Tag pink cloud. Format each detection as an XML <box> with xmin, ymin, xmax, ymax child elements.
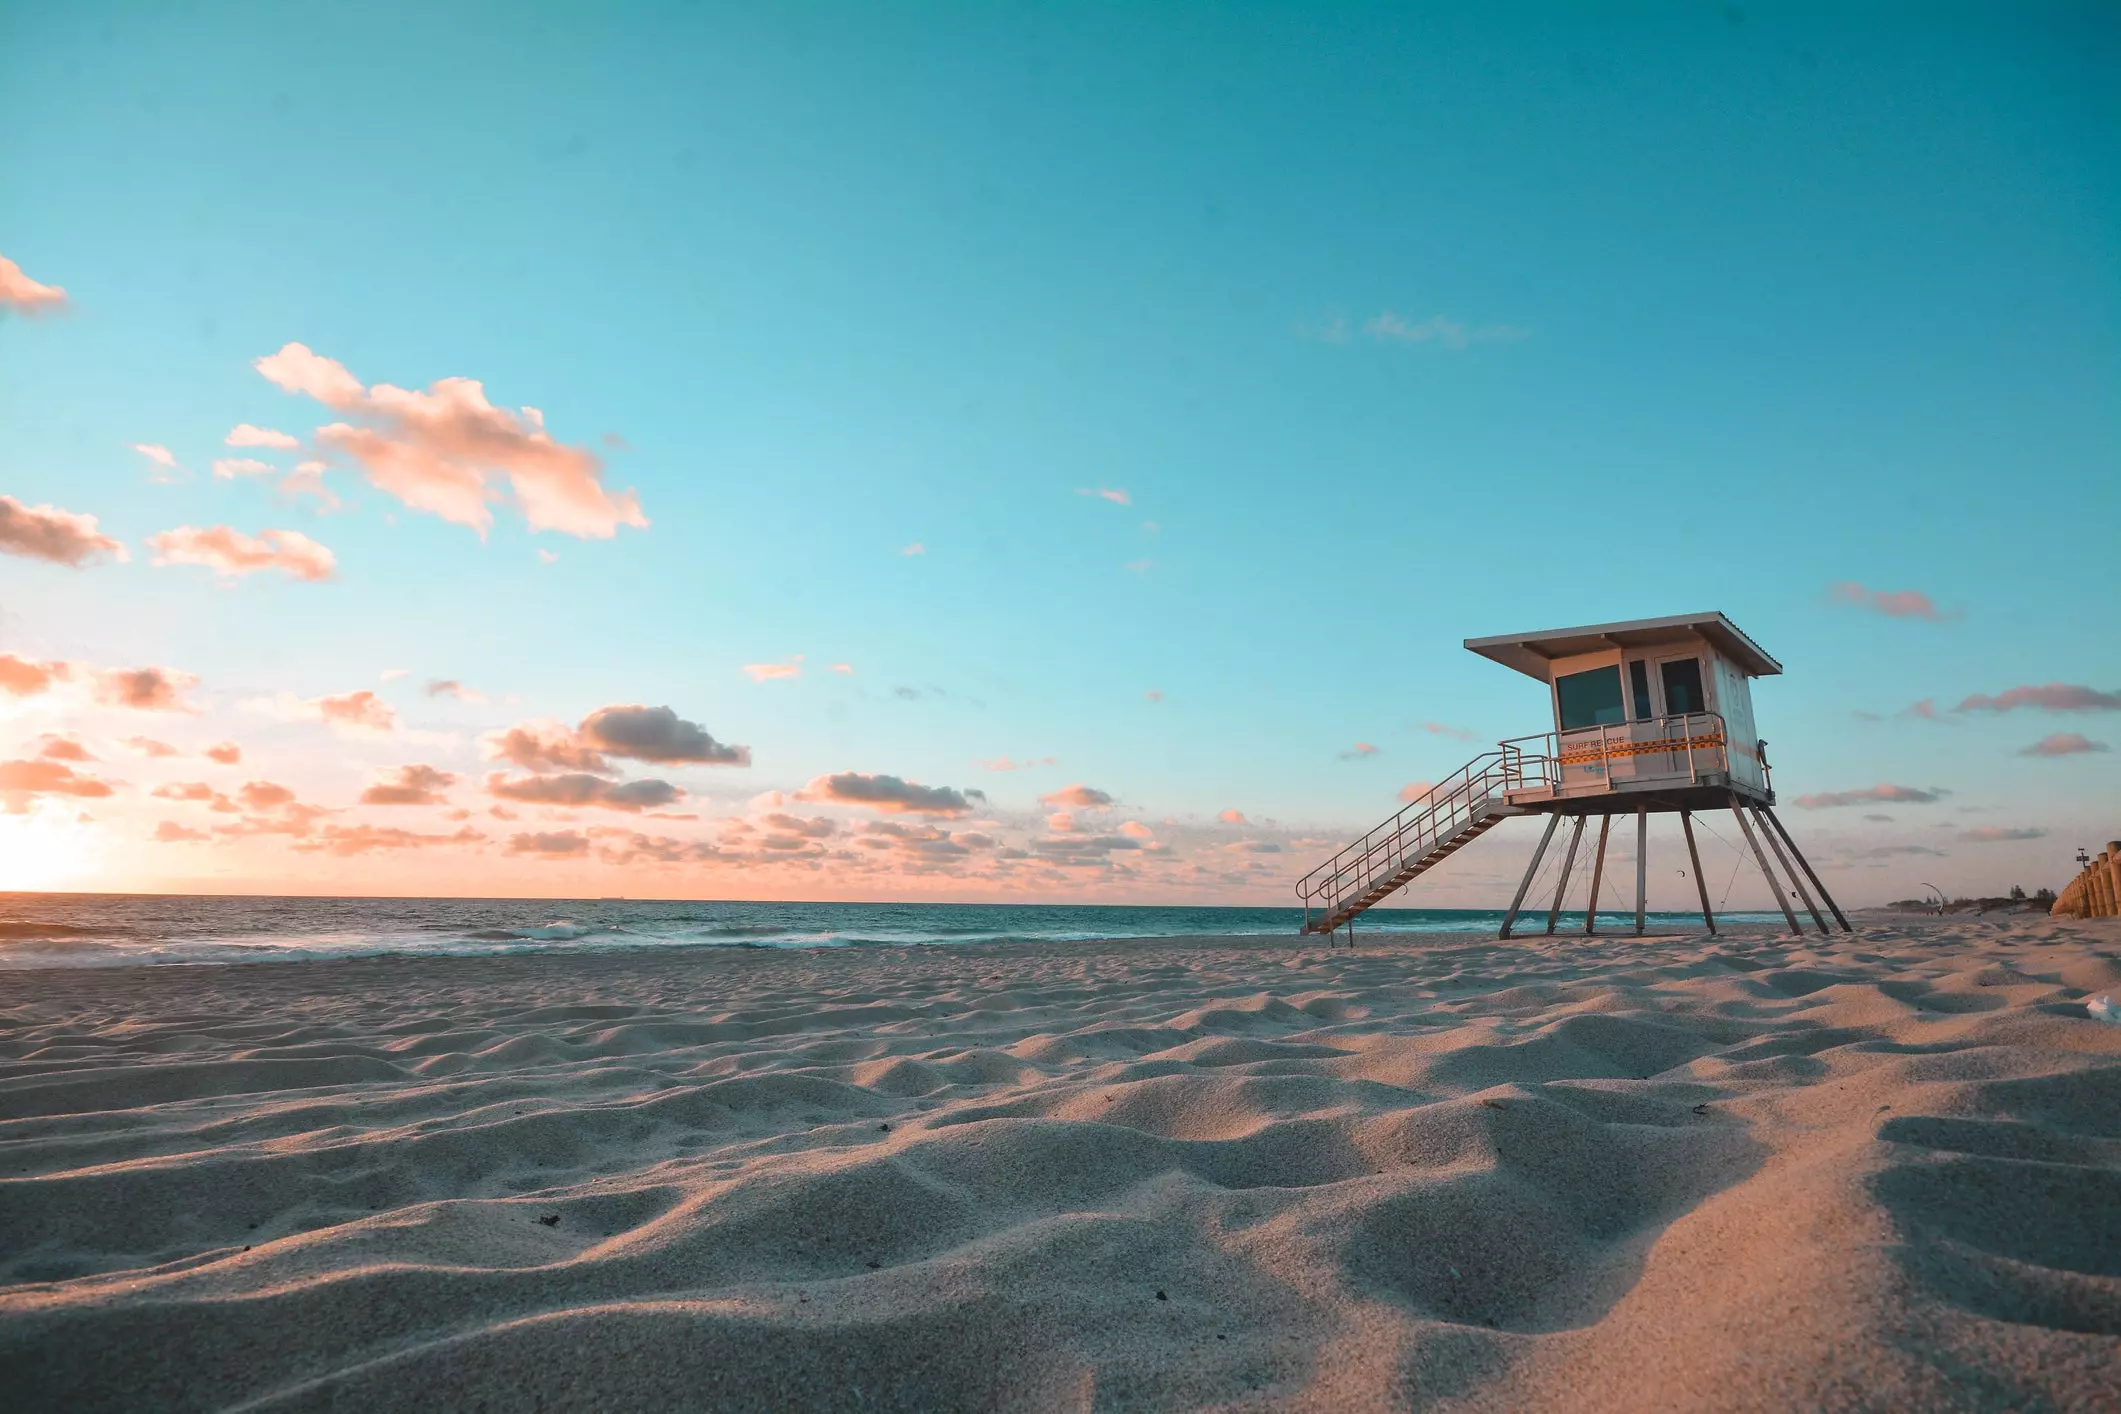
<box><xmin>1076</xmin><ymin>488</ymin><xmax>1131</xmax><ymax>505</ymax></box>
<box><xmin>901</xmin><ymin>543</ymin><xmax>925</xmax><ymax>556</ymax></box>
<box><xmin>1218</xmin><ymin>808</ymin><xmax>1247</xmax><ymax>824</ymax></box>
<box><xmin>360</xmin><ymin>763</ymin><xmax>457</xmax><ymax>806</ymax></box>
<box><xmin>153</xmin><ymin>820</ymin><xmax>210</xmax><ymax>843</ymax></box>
<box><xmin>2019</xmin><ymin>732</ymin><xmax>2108</xmax><ymax>757</ymax></box>
<box><xmin>743</xmin><ymin>657</ymin><xmax>804</xmax><ymax>682</ymax></box>
<box><xmin>1398</xmin><ymin>780</ymin><xmax>1436</xmax><ymax>803</ymax></box>
<box><xmin>426</xmin><ymin>678</ymin><xmax>487</xmax><ymax>705</ymax></box>
<box><xmin>204</xmin><ymin>742</ymin><xmax>242</xmax><ymax>764</ymax></box>
<box><xmin>130</xmin><ymin>444</ymin><xmax>184</xmax><ymax>482</ymax></box>
<box><xmin>1118</xmin><ymin>820</ymin><xmax>1155</xmax><ymax>839</ymax></box>
<box><xmin>1418</xmin><ymin>722</ymin><xmax>1477</xmax><ymax>742</ymax></box>
<box><xmin>1039</xmin><ymin>783</ymin><xmax>1114</xmax><ymax>810</ymax></box>
<box><xmin>226</xmin><ymin>424</ymin><xmax>299</xmax><ymax>449</ymax></box>
<box><xmin>486</xmin><ymin>772</ymin><xmax>683</xmax><ymax>813</ymax></box>
<box><xmin>0</xmin><ymin>496</ymin><xmax>128</xmax><ymax>567</ymax></box>
<box><xmin>123</xmin><ymin>736</ymin><xmax>182</xmax><ymax>758</ymax></box>
<box><xmin>95</xmin><ymin>666</ymin><xmax>199</xmax><ymax>712</ymax></box>
<box><xmin>36</xmin><ymin>734</ymin><xmax>94</xmax><ymax>762</ymax></box>
<box><xmin>1794</xmin><ymin>783</ymin><xmax>1943</xmax><ymax>809</ymax></box>
<box><xmin>1338</xmin><ymin>742</ymin><xmax>1380</xmax><ymax>760</ymax></box>
<box><xmin>0</xmin><ymin>655</ymin><xmax>73</xmax><ymax>697</ymax></box>
<box><xmin>294</xmin><ymin>823</ymin><xmax>484</xmax><ymax>856</ymax></box>
<box><xmin>1959</xmin><ymin>826</ymin><xmax>2047</xmax><ymax>843</ymax></box>
<box><xmin>0</xmin><ymin>759</ymin><xmax>114</xmax><ymax>809</ymax></box>
<box><xmin>317</xmin><ymin>691</ymin><xmax>395</xmax><ymax>732</ymax></box>
<box><xmin>147</xmin><ymin>525</ymin><xmax>336</xmax><ymax>582</ymax></box>
<box><xmin>255</xmin><ymin>342</ymin><xmax>647</xmax><ymax>539</ymax></box>
<box><xmin>978</xmin><ymin>756</ymin><xmax>1055</xmax><ymax>771</ymax></box>
<box><xmin>281</xmin><ymin>461</ymin><xmax>342</xmax><ymax>512</ymax></box>
<box><xmin>1827</xmin><ymin>581</ymin><xmax>1958</xmax><ymax>623</ymax></box>
<box><xmin>798</xmin><ymin>772</ymin><xmax>982</xmax><ymax>816</ymax></box>
<box><xmin>1955</xmin><ymin>684</ymin><xmax>2121</xmax><ymax>714</ymax></box>
<box><xmin>508</xmin><ymin>830</ymin><xmax>591</xmax><ymax>856</ymax></box>
<box><xmin>0</xmin><ymin>254</ymin><xmax>68</xmax><ymax>315</ymax></box>
<box><xmin>830</xmin><ymin>663</ymin><xmax>855</xmax><ymax>675</ymax></box>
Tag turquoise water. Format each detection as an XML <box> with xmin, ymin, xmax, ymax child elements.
<box><xmin>0</xmin><ymin>894</ymin><xmax>1776</xmax><ymax>968</ymax></box>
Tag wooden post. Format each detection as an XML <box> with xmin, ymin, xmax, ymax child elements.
<box><xmin>1681</xmin><ymin>810</ymin><xmax>1716</xmax><ymax>934</ymax></box>
<box><xmin>1761</xmin><ymin>806</ymin><xmax>1851</xmax><ymax>932</ymax></box>
<box><xmin>1584</xmin><ymin>814</ymin><xmax>1612</xmax><ymax>934</ymax></box>
<box><xmin>1752</xmin><ymin>806</ymin><xmax>1826</xmax><ymax>935</ymax></box>
<box><xmin>2107</xmin><ymin>842</ymin><xmax>2121</xmax><ymax>917</ymax></box>
<box><xmin>1732</xmin><ymin>796</ymin><xmax>1802</xmax><ymax>933</ymax></box>
<box><xmin>1500</xmin><ymin>814</ymin><xmax>1562</xmax><ymax>939</ymax></box>
<box><xmin>1634</xmin><ymin>802</ymin><xmax>1648</xmax><ymax>936</ymax></box>
<box><xmin>1545</xmin><ymin>815</ymin><xmax>1586</xmax><ymax>935</ymax></box>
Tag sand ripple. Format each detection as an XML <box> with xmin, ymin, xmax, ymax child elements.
<box><xmin>2</xmin><ymin>917</ymin><xmax>2117</xmax><ymax>1410</ymax></box>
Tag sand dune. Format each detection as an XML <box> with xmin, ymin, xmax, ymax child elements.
<box><xmin>2</xmin><ymin>915</ymin><xmax>2117</xmax><ymax>1411</ymax></box>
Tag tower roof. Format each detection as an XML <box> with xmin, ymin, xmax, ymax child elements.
<box><xmin>1464</xmin><ymin>612</ymin><xmax>1782</xmax><ymax>680</ymax></box>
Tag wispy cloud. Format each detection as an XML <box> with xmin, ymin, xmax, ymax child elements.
<box><xmin>1826</xmin><ymin>581</ymin><xmax>1959</xmax><ymax>623</ymax></box>
<box><xmin>129</xmin><ymin>443</ymin><xmax>185</xmax><ymax>482</ymax></box>
<box><xmin>1417</xmin><ymin>722</ymin><xmax>1478</xmax><ymax>742</ymax></box>
<box><xmin>211</xmin><ymin>458</ymin><xmax>276</xmax><ymax>481</ymax></box>
<box><xmin>742</xmin><ymin>655</ymin><xmax>804</xmax><ymax>682</ymax></box>
<box><xmin>146</xmin><ymin>525</ymin><xmax>336</xmax><ymax>582</ymax></box>
<box><xmin>359</xmin><ymin>764</ymin><xmax>457</xmax><ymax>806</ymax></box>
<box><xmin>1039</xmin><ymin>783</ymin><xmax>1114</xmax><ymax>810</ymax></box>
<box><xmin>1076</xmin><ymin>488</ymin><xmax>1131</xmax><ymax>506</ymax></box>
<box><xmin>1398</xmin><ymin>780</ymin><xmax>1436</xmax><ymax>803</ymax></box>
<box><xmin>0</xmin><ymin>496</ymin><xmax>127</xmax><ymax>567</ymax></box>
<box><xmin>250</xmin><ymin>688</ymin><xmax>397</xmax><ymax>733</ymax></box>
<box><xmin>425</xmin><ymin>678</ymin><xmax>487</xmax><ymax>705</ymax></box>
<box><xmin>901</xmin><ymin>542</ymin><xmax>925</xmax><ymax>556</ymax></box>
<box><xmin>1955</xmin><ymin>684</ymin><xmax>2121</xmax><ymax>714</ymax></box>
<box><xmin>2018</xmin><ymin>732</ymin><xmax>2108</xmax><ymax>757</ymax></box>
<box><xmin>0</xmin><ymin>254</ymin><xmax>68</xmax><ymax>315</ymax></box>
<box><xmin>253</xmin><ymin>342</ymin><xmax>647</xmax><ymax>539</ymax></box>
<box><xmin>1793</xmin><ymin>783</ymin><xmax>1944</xmax><ymax>809</ymax></box>
<box><xmin>1959</xmin><ymin>826</ymin><xmax>2047</xmax><ymax>843</ymax></box>
<box><xmin>798</xmin><ymin>771</ymin><xmax>983</xmax><ymax>817</ymax></box>
<box><xmin>225</xmin><ymin>424</ymin><xmax>299</xmax><ymax>450</ymax></box>
<box><xmin>1362</xmin><ymin>312</ymin><xmax>1529</xmax><ymax>349</ymax></box>
<box><xmin>1338</xmin><ymin>742</ymin><xmax>1380</xmax><ymax>760</ymax></box>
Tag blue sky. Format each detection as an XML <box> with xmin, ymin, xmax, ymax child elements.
<box><xmin>1</xmin><ymin>1</ymin><xmax>2115</xmax><ymax>902</ymax></box>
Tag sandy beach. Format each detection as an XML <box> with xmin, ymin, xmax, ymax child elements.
<box><xmin>3</xmin><ymin>914</ymin><xmax>2117</xmax><ymax>1411</ymax></box>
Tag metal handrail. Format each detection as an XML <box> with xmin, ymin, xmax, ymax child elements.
<box><xmin>1296</xmin><ymin>711</ymin><xmax>1741</xmax><ymax>928</ymax></box>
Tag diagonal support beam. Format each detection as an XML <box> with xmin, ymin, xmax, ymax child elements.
<box><xmin>1761</xmin><ymin>805</ymin><xmax>1851</xmax><ymax>932</ymax></box>
<box><xmin>1500</xmin><ymin>815</ymin><xmax>1562</xmax><ymax>940</ymax></box>
<box><xmin>1681</xmin><ymin>810</ymin><xmax>1717</xmax><ymax>935</ymax></box>
<box><xmin>1731</xmin><ymin>795</ymin><xmax>1802</xmax><ymax>933</ymax></box>
<box><xmin>1751</xmin><ymin>805</ymin><xmax>1826</xmax><ymax>935</ymax></box>
<box><xmin>1583</xmin><ymin>814</ymin><xmax>1612</xmax><ymax>935</ymax></box>
<box><xmin>1545</xmin><ymin>815</ymin><xmax>1587</xmax><ymax>935</ymax></box>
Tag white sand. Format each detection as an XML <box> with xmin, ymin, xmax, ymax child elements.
<box><xmin>3</xmin><ymin>914</ymin><xmax>2118</xmax><ymax>1411</ymax></box>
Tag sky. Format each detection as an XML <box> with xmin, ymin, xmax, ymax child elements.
<box><xmin>1</xmin><ymin>1</ymin><xmax>2116</xmax><ymax>906</ymax></box>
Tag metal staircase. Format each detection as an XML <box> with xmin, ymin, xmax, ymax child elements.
<box><xmin>1296</xmin><ymin>749</ymin><xmax>1538</xmax><ymax>935</ymax></box>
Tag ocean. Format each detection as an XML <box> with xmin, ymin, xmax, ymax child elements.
<box><xmin>0</xmin><ymin>894</ymin><xmax>1781</xmax><ymax>969</ymax></box>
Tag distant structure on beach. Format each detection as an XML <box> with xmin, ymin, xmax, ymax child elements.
<box><xmin>1298</xmin><ymin>612</ymin><xmax>1849</xmax><ymax>941</ymax></box>
<box><xmin>2052</xmin><ymin>843</ymin><xmax>2121</xmax><ymax>917</ymax></box>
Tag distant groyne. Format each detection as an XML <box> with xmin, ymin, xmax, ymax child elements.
<box><xmin>2052</xmin><ymin>841</ymin><xmax>2121</xmax><ymax>917</ymax></box>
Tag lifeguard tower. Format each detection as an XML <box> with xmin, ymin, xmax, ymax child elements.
<box><xmin>1296</xmin><ymin>612</ymin><xmax>1849</xmax><ymax>940</ymax></box>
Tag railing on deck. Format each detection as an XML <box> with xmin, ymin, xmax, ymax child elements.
<box><xmin>1499</xmin><ymin>710</ymin><xmax>1731</xmax><ymax>790</ymax></box>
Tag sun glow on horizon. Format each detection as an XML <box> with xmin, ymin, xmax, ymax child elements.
<box><xmin>0</xmin><ymin>808</ymin><xmax>104</xmax><ymax>890</ymax></box>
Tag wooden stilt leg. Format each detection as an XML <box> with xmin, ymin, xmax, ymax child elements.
<box><xmin>1732</xmin><ymin>795</ymin><xmax>1802</xmax><ymax>933</ymax></box>
<box><xmin>1545</xmin><ymin>815</ymin><xmax>1586</xmax><ymax>935</ymax></box>
<box><xmin>1752</xmin><ymin>806</ymin><xmax>1826</xmax><ymax>935</ymax></box>
<box><xmin>1681</xmin><ymin>810</ymin><xmax>1717</xmax><ymax>935</ymax></box>
<box><xmin>1762</xmin><ymin>806</ymin><xmax>1851</xmax><ymax>932</ymax></box>
<box><xmin>1500</xmin><ymin>815</ymin><xmax>1562</xmax><ymax>940</ymax></box>
<box><xmin>1583</xmin><ymin>814</ymin><xmax>1612</xmax><ymax>934</ymax></box>
<box><xmin>1635</xmin><ymin>803</ymin><xmax>1648</xmax><ymax>936</ymax></box>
